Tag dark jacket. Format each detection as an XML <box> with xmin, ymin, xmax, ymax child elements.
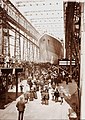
<box><xmin>54</xmin><ymin>90</ymin><xmax>59</xmax><ymax>98</ymax></box>
<box><xmin>16</xmin><ymin>101</ymin><xmax>25</xmax><ymax>112</ymax></box>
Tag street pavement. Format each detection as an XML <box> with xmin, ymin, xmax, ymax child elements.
<box><xmin>0</xmin><ymin>80</ymin><xmax>76</xmax><ymax>120</ymax></box>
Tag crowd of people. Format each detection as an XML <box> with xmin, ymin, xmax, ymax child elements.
<box><xmin>16</xmin><ymin>64</ymin><xmax>66</xmax><ymax>120</ymax></box>
<box><xmin>15</xmin><ymin>63</ymin><xmax>79</xmax><ymax>120</ymax></box>
<box><xmin>19</xmin><ymin>64</ymin><xmax>65</xmax><ymax>105</ymax></box>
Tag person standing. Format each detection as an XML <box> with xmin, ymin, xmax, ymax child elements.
<box><xmin>51</xmin><ymin>89</ymin><xmax>55</xmax><ymax>101</ymax></box>
<box><xmin>45</xmin><ymin>89</ymin><xmax>49</xmax><ymax>105</ymax></box>
<box><xmin>59</xmin><ymin>86</ymin><xmax>64</xmax><ymax>105</ymax></box>
<box><xmin>54</xmin><ymin>88</ymin><xmax>59</xmax><ymax>102</ymax></box>
<box><xmin>20</xmin><ymin>84</ymin><xmax>24</xmax><ymax>93</ymax></box>
<box><xmin>16</xmin><ymin>97</ymin><xmax>26</xmax><ymax>120</ymax></box>
<box><xmin>60</xmin><ymin>91</ymin><xmax>64</xmax><ymax>105</ymax></box>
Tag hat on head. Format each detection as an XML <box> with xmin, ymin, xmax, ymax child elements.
<box><xmin>20</xmin><ymin>97</ymin><xmax>23</xmax><ymax>100</ymax></box>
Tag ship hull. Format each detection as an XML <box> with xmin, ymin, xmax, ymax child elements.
<box><xmin>39</xmin><ymin>34</ymin><xmax>64</xmax><ymax>64</ymax></box>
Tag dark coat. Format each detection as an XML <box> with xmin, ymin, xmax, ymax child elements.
<box><xmin>54</xmin><ymin>90</ymin><xmax>59</xmax><ymax>98</ymax></box>
<box><xmin>16</xmin><ymin>101</ymin><xmax>25</xmax><ymax>112</ymax></box>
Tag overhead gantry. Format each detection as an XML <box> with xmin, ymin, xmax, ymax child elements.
<box><xmin>0</xmin><ymin>0</ymin><xmax>40</xmax><ymax>63</ymax></box>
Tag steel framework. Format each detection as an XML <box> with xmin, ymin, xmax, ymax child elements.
<box><xmin>64</xmin><ymin>2</ymin><xmax>81</xmax><ymax>119</ymax></box>
<box><xmin>64</xmin><ymin>2</ymin><xmax>81</xmax><ymax>85</ymax></box>
<box><xmin>0</xmin><ymin>0</ymin><xmax>40</xmax><ymax>63</ymax></box>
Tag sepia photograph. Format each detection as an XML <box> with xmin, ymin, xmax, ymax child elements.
<box><xmin>0</xmin><ymin>0</ymin><xmax>84</xmax><ymax>120</ymax></box>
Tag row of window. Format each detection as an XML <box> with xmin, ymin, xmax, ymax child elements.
<box><xmin>25</xmin><ymin>12</ymin><xmax>61</xmax><ymax>16</ymax></box>
<box><xmin>25</xmin><ymin>10</ymin><xmax>62</xmax><ymax>13</ymax></box>
<box><xmin>31</xmin><ymin>19</ymin><xmax>62</xmax><ymax>22</ymax></box>
<box><xmin>16</xmin><ymin>2</ymin><xmax>59</xmax><ymax>7</ymax></box>
<box><xmin>30</xmin><ymin>2</ymin><xmax>59</xmax><ymax>6</ymax></box>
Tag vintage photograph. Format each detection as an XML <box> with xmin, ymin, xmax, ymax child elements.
<box><xmin>0</xmin><ymin>0</ymin><xmax>84</xmax><ymax>120</ymax></box>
